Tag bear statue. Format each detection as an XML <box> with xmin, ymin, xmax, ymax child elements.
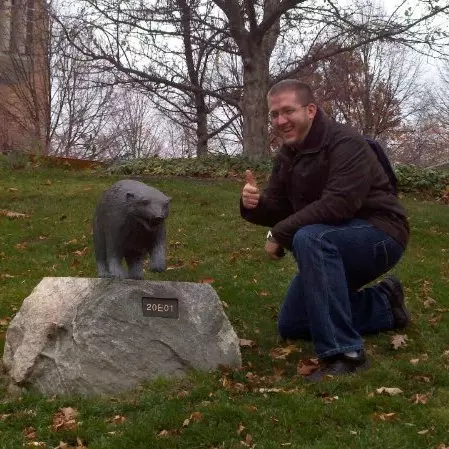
<box><xmin>93</xmin><ymin>179</ymin><xmax>171</xmax><ymax>279</ymax></box>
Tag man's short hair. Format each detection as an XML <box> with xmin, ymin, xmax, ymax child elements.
<box><xmin>267</xmin><ymin>80</ymin><xmax>316</xmax><ymax>105</ymax></box>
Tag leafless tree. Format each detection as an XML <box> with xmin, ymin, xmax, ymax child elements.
<box><xmin>56</xmin><ymin>0</ymin><xmax>449</xmax><ymax>158</ymax></box>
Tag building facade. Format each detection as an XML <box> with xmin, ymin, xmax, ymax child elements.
<box><xmin>0</xmin><ymin>0</ymin><xmax>49</xmax><ymax>153</ymax></box>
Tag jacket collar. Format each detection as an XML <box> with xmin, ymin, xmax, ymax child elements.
<box><xmin>278</xmin><ymin>107</ymin><xmax>331</xmax><ymax>159</ymax></box>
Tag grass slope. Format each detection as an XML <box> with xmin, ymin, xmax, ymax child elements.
<box><xmin>0</xmin><ymin>167</ymin><xmax>448</xmax><ymax>449</ymax></box>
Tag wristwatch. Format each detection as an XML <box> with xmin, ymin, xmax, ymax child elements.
<box><xmin>266</xmin><ymin>230</ymin><xmax>286</xmax><ymax>257</ymax></box>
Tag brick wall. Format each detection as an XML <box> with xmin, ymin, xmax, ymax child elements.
<box><xmin>0</xmin><ymin>0</ymin><xmax>49</xmax><ymax>154</ymax></box>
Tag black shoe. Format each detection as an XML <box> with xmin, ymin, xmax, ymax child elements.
<box><xmin>304</xmin><ymin>350</ymin><xmax>370</xmax><ymax>382</ymax></box>
<box><xmin>378</xmin><ymin>275</ymin><xmax>410</xmax><ymax>329</ymax></box>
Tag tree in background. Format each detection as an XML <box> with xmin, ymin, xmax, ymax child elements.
<box><xmin>55</xmin><ymin>0</ymin><xmax>449</xmax><ymax>158</ymax></box>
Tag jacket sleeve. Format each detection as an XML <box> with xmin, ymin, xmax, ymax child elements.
<box><xmin>240</xmin><ymin>158</ymin><xmax>293</xmax><ymax>228</ymax></box>
<box><xmin>271</xmin><ymin>138</ymin><xmax>374</xmax><ymax>249</ymax></box>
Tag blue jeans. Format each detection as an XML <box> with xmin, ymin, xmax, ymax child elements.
<box><xmin>277</xmin><ymin>219</ymin><xmax>405</xmax><ymax>359</ymax></box>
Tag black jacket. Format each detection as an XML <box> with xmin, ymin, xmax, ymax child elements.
<box><xmin>241</xmin><ymin>109</ymin><xmax>409</xmax><ymax>250</ymax></box>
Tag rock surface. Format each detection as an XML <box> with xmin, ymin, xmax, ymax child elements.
<box><xmin>3</xmin><ymin>277</ymin><xmax>241</xmax><ymax>396</ymax></box>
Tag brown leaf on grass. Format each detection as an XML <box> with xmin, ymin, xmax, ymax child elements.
<box><xmin>108</xmin><ymin>415</ymin><xmax>126</xmax><ymax>424</ymax></box>
<box><xmin>0</xmin><ymin>414</ymin><xmax>11</xmax><ymax>421</ymax></box>
<box><xmin>24</xmin><ymin>426</ymin><xmax>37</xmax><ymax>439</ymax></box>
<box><xmin>259</xmin><ymin>290</ymin><xmax>270</xmax><ymax>297</ymax></box>
<box><xmin>44</xmin><ymin>179</ymin><xmax>52</xmax><ymax>186</ymax></box>
<box><xmin>428</xmin><ymin>314</ymin><xmax>443</xmax><ymax>327</ymax></box>
<box><xmin>372</xmin><ymin>412</ymin><xmax>397</xmax><ymax>421</ymax></box>
<box><xmin>411</xmin><ymin>393</ymin><xmax>431</xmax><ymax>404</ymax></box>
<box><xmin>0</xmin><ymin>317</ymin><xmax>10</xmax><ymax>326</ymax></box>
<box><xmin>237</xmin><ymin>423</ymin><xmax>245</xmax><ymax>435</ymax></box>
<box><xmin>72</xmin><ymin>247</ymin><xmax>89</xmax><ymax>257</ymax></box>
<box><xmin>182</xmin><ymin>411</ymin><xmax>204</xmax><ymax>427</ymax></box>
<box><xmin>417</xmin><ymin>429</ymin><xmax>430</xmax><ymax>435</ymax></box>
<box><xmin>391</xmin><ymin>334</ymin><xmax>408</xmax><ymax>350</ymax></box>
<box><xmin>51</xmin><ymin>407</ymin><xmax>79</xmax><ymax>431</ymax></box>
<box><xmin>200</xmin><ymin>277</ymin><xmax>214</xmax><ymax>284</ymax></box>
<box><xmin>15</xmin><ymin>242</ymin><xmax>28</xmax><ymax>250</ymax></box>
<box><xmin>410</xmin><ymin>358</ymin><xmax>420</xmax><ymax>365</ymax></box>
<box><xmin>25</xmin><ymin>443</ymin><xmax>46</xmax><ymax>448</ymax></box>
<box><xmin>8</xmin><ymin>187</ymin><xmax>19</xmax><ymax>192</ymax></box>
<box><xmin>423</xmin><ymin>298</ymin><xmax>437</xmax><ymax>308</ymax></box>
<box><xmin>240</xmin><ymin>433</ymin><xmax>255</xmax><ymax>448</ymax></box>
<box><xmin>376</xmin><ymin>387</ymin><xmax>403</xmax><ymax>396</ymax></box>
<box><xmin>413</xmin><ymin>375</ymin><xmax>431</xmax><ymax>383</ymax></box>
<box><xmin>269</xmin><ymin>344</ymin><xmax>299</xmax><ymax>360</ymax></box>
<box><xmin>437</xmin><ymin>444</ymin><xmax>449</xmax><ymax>449</ymax></box>
<box><xmin>0</xmin><ymin>273</ymin><xmax>15</xmax><ymax>279</ymax></box>
<box><xmin>177</xmin><ymin>390</ymin><xmax>190</xmax><ymax>399</ymax></box>
<box><xmin>38</xmin><ymin>235</ymin><xmax>49</xmax><ymax>240</ymax></box>
<box><xmin>239</xmin><ymin>339</ymin><xmax>256</xmax><ymax>348</ymax></box>
<box><xmin>0</xmin><ymin>209</ymin><xmax>30</xmax><ymax>219</ymax></box>
<box><xmin>297</xmin><ymin>358</ymin><xmax>319</xmax><ymax>376</ymax></box>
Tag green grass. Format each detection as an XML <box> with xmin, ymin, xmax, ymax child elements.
<box><xmin>0</xmin><ymin>167</ymin><xmax>449</xmax><ymax>449</ymax></box>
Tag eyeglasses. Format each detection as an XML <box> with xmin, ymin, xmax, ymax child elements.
<box><xmin>269</xmin><ymin>104</ymin><xmax>309</xmax><ymax>120</ymax></box>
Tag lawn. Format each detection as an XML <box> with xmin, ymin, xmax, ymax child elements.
<box><xmin>0</xmin><ymin>166</ymin><xmax>449</xmax><ymax>449</ymax></box>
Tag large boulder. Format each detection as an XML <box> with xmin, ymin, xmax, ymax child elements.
<box><xmin>3</xmin><ymin>277</ymin><xmax>241</xmax><ymax>396</ymax></box>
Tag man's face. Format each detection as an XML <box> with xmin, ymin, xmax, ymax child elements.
<box><xmin>268</xmin><ymin>90</ymin><xmax>317</xmax><ymax>145</ymax></box>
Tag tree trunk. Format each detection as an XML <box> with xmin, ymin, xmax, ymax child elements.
<box><xmin>241</xmin><ymin>52</ymin><xmax>271</xmax><ymax>159</ymax></box>
<box><xmin>196</xmin><ymin>92</ymin><xmax>208</xmax><ymax>157</ymax></box>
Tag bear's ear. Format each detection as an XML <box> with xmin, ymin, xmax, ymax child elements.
<box><xmin>126</xmin><ymin>192</ymin><xmax>135</xmax><ymax>201</ymax></box>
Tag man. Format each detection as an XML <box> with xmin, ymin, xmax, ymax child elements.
<box><xmin>240</xmin><ymin>80</ymin><xmax>410</xmax><ymax>381</ymax></box>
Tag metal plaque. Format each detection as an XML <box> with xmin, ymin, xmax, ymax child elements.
<box><xmin>142</xmin><ymin>297</ymin><xmax>179</xmax><ymax>318</ymax></box>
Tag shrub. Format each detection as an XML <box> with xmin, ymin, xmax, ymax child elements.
<box><xmin>104</xmin><ymin>155</ymin><xmax>449</xmax><ymax>199</ymax></box>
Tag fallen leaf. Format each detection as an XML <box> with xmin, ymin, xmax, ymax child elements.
<box><xmin>411</xmin><ymin>393</ymin><xmax>431</xmax><ymax>404</ymax></box>
<box><xmin>410</xmin><ymin>358</ymin><xmax>420</xmax><ymax>365</ymax></box>
<box><xmin>0</xmin><ymin>317</ymin><xmax>10</xmax><ymax>326</ymax></box>
<box><xmin>437</xmin><ymin>445</ymin><xmax>449</xmax><ymax>449</ymax></box>
<box><xmin>423</xmin><ymin>298</ymin><xmax>437</xmax><ymax>308</ymax></box>
<box><xmin>25</xmin><ymin>443</ymin><xmax>46</xmax><ymax>448</ymax></box>
<box><xmin>237</xmin><ymin>423</ymin><xmax>245</xmax><ymax>435</ymax></box>
<box><xmin>108</xmin><ymin>415</ymin><xmax>126</xmax><ymax>424</ymax></box>
<box><xmin>417</xmin><ymin>429</ymin><xmax>430</xmax><ymax>435</ymax></box>
<box><xmin>177</xmin><ymin>390</ymin><xmax>190</xmax><ymax>399</ymax></box>
<box><xmin>221</xmin><ymin>300</ymin><xmax>229</xmax><ymax>309</ymax></box>
<box><xmin>72</xmin><ymin>247</ymin><xmax>89</xmax><ymax>257</ymax></box>
<box><xmin>0</xmin><ymin>209</ymin><xmax>30</xmax><ymax>218</ymax></box>
<box><xmin>297</xmin><ymin>358</ymin><xmax>319</xmax><ymax>376</ymax></box>
<box><xmin>189</xmin><ymin>411</ymin><xmax>204</xmax><ymax>423</ymax></box>
<box><xmin>372</xmin><ymin>412</ymin><xmax>397</xmax><ymax>421</ymax></box>
<box><xmin>413</xmin><ymin>375</ymin><xmax>431</xmax><ymax>383</ymax></box>
<box><xmin>240</xmin><ymin>433</ymin><xmax>254</xmax><ymax>448</ymax></box>
<box><xmin>376</xmin><ymin>387</ymin><xmax>403</xmax><ymax>396</ymax></box>
<box><xmin>44</xmin><ymin>179</ymin><xmax>52</xmax><ymax>185</ymax></box>
<box><xmin>270</xmin><ymin>344</ymin><xmax>299</xmax><ymax>360</ymax></box>
<box><xmin>38</xmin><ymin>235</ymin><xmax>49</xmax><ymax>240</ymax></box>
<box><xmin>24</xmin><ymin>426</ymin><xmax>37</xmax><ymax>439</ymax></box>
<box><xmin>182</xmin><ymin>418</ymin><xmax>190</xmax><ymax>427</ymax></box>
<box><xmin>200</xmin><ymin>277</ymin><xmax>214</xmax><ymax>284</ymax></box>
<box><xmin>51</xmin><ymin>407</ymin><xmax>79</xmax><ymax>431</ymax></box>
<box><xmin>8</xmin><ymin>187</ymin><xmax>19</xmax><ymax>192</ymax></box>
<box><xmin>239</xmin><ymin>339</ymin><xmax>256</xmax><ymax>348</ymax></box>
<box><xmin>259</xmin><ymin>290</ymin><xmax>270</xmax><ymax>297</ymax></box>
<box><xmin>391</xmin><ymin>334</ymin><xmax>408</xmax><ymax>350</ymax></box>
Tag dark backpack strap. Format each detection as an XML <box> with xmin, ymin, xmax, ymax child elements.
<box><xmin>364</xmin><ymin>138</ymin><xmax>398</xmax><ymax>195</ymax></box>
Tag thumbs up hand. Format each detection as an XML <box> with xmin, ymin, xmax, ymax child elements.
<box><xmin>242</xmin><ymin>170</ymin><xmax>260</xmax><ymax>209</ymax></box>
